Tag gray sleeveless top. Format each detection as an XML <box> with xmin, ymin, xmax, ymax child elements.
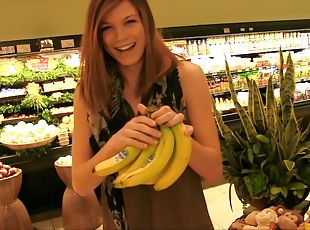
<box><xmin>87</xmin><ymin>68</ymin><xmax>214</xmax><ymax>230</ymax></box>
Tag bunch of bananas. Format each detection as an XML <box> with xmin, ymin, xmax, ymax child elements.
<box><xmin>93</xmin><ymin>122</ymin><xmax>192</xmax><ymax>191</ymax></box>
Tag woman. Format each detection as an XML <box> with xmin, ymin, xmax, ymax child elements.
<box><xmin>72</xmin><ymin>0</ymin><xmax>223</xmax><ymax>229</ymax></box>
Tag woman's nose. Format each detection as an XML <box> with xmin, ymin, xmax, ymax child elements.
<box><xmin>114</xmin><ymin>26</ymin><xmax>127</xmax><ymax>41</ymax></box>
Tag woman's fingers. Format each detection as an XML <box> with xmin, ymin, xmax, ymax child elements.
<box><xmin>129</xmin><ymin>121</ymin><xmax>161</xmax><ymax>138</ymax></box>
<box><xmin>126</xmin><ymin>128</ymin><xmax>159</xmax><ymax>145</ymax></box>
<box><xmin>183</xmin><ymin>124</ymin><xmax>194</xmax><ymax>137</ymax></box>
<box><xmin>137</xmin><ymin>103</ymin><xmax>147</xmax><ymax>116</ymax></box>
<box><xmin>122</xmin><ymin>115</ymin><xmax>162</xmax><ymax>148</ymax></box>
<box><xmin>165</xmin><ymin>113</ymin><xmax>184</xmax><ymax>127</ymax></box>
<box><xmin>150</xmin><ymin>105</ymin><xmax>170</xmax><ymax>120</ymax></box>
<box><xmin>150</xmin><ymin>105</ymin><xmax>185</xmax><ymax>127</ymax></box>
<box><xmin>133</xmin><ymin>115</ymin><xmax>157</xmax><ymax>127</ymax></box>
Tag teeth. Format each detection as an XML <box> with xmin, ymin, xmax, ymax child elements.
<box><xmin>116</xmin><ymin>43</ymin><xmax>135</xmax><ymax>51</ymax></box>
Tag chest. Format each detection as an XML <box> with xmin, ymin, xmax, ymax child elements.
<box><xmin>123</xmin><ymin>96</ymin><xmax>141</xmax><ymax>116</ymax></box>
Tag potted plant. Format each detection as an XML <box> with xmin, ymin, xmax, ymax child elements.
<box><xmin>212</xmin><ymin>50</ymin><xmax>310</xmax><ymax>211</ymax></box>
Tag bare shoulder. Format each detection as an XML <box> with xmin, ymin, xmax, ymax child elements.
<box><xmin>73</xmin><ymin>82</ymin><xmax>85</xmax><ymax>107</ymax></box>
<box><xmin>177</xmin><ymin>61</ymin><xmax>207</xmax><ymax>89</ymax></box>
<box><xmin>73</xmin><ymin>82</ymin><xmax>81</xmax><ymax>100</ymax></box>
<box><xmin>178</xmin><ymin>60</ymin><xmax>204</xmax><ymax>76</ymax></box>
<box><xmin>73</xmin><ymin>83</ymin><xmax>88</xmax><ymax>123</ymax></box>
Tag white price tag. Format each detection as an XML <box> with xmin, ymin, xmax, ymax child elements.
<box><xmin>223</xmin><ymin>28</ymin><xmax>230</xmax><ymax>34</ymax></box>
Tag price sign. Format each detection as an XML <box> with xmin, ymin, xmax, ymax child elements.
<box><xmin>61</xmin><ymin>39</ymin><xmax>75</xmax><ymax>48</ymax></box>
<box><xmin>0</xmin><ymin>46</ymin><xmax>15</xmax><ymax>55</ymax></box>
<box><xmin>16</xmin><ymin>44</ymin><xmax>31</xmax><ymax>53</ymax></box>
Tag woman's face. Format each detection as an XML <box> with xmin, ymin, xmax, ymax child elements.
<box><xmin>100</xmin><ymin>1</ymin><xmax>146</xmax><ymax>68</ymax></box>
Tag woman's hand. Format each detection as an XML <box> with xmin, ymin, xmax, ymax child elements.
<box><xmin>109</xmin><ymin>114</ymin><xmax>162</xmax><ymax>152</ymax></box>
<box><xmin>137</xmin><ymin>104</ymin><xmax>193</xmax><ymax>136</ymax></box>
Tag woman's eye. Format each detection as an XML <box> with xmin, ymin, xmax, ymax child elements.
<box><xmin>126</xmin><ymin>19</ymin><xmax>137</xmax><ymax>25</ymax></box>
<box><xmin>100</xmin><ymin>25</ymin><xmax>111</xmax><ymax>32</ymax></box>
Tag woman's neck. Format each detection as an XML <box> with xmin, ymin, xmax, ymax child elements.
<box><xmin>119</xmin><ymin>62</ymin><xmax>142</xmax><ymax>92</ymax></box>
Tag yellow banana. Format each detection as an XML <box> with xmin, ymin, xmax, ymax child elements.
<box><xmin>113</xmin><ymin>144</ymin><xmax>157</xmax><ymax>185</ymax></box>
<box><xmin>93</xmin><ymin>146</ymin><xmax>141</xmax><ymax>176</ymax></box>
<box><xmin>154</xmin><ymin>122</ymin><xmax>192</xmax><ymax>191</ymax></box>
<box><xmin>121</xmin><ymin>125</ymin><xmax>174</xmax><ymax>187</ymax></box>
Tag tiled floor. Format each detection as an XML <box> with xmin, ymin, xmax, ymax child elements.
<box><xmin>32</xmin><ymin>183</ymin><xmax>310</xmax><ymax>230</ymax></box>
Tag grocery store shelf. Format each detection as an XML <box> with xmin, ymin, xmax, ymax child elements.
<box><xmin>218</xmin><ymin>99</ymin><xmax>310</xmax><ymax>124</ymax></box>
<box><xmin>1</xmin><ymin>145</ymin><xmax>71</xmax><ymax>172</ymax></box>
<box><xmin>1</xmin><ymin>115</ymin><xmax>39</xmax><ymax>125</ymax></box>
<box><xmin>0</xmin><ymin>94</ymin><xmax>26</xmax><ymax>104</ymax></box>
<box><xmin>210</xmin><ymin>77</ymin><xmax>310</xmax><ymax>97</ymax></box>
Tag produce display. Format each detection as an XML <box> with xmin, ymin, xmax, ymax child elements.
<box><xmin>63</xmin><ymin>53</ymin><xmax>80</xmax><ymax>68</ymax></box>
<box><xmin>58</xmin><ymin>114</ymin><xmax>74</xmax><ymax>134</ymax></box>
<box><xmin>0</xmin><ymin>88</ymin><xmax>26</xmax><ymax>98</ymax></box>
<box><xmin>94</xmin><ymin>113</ymin><xmax>192</xmax><ymax>191</ymax></box>
<box><xmin>0</xmin><ymin>58</ymin><xmax>24</xmax><ymax>76</ymax></box>
<box><xmin>0</xmin><ymin>55</ymin><xmax>78</xmax><ymax>86</ymax></box>
<box><xmin>51</xmin><ymin>106</ymin><xmax>74</xmax><ymax>115</ymax></box>
<box><xmin>25</xmin><ymin>82</ymin><xmax>40</xmax><ymax>94</ymax></box>
<box><xmin>25</xmin><ymin>56</ymin><xmax>58</xmax><ymax>72</ymax></box>
<box><xmin>43</xmin><ymin>77</ymin><xmax>77</xmax><ymax>92</ymax></box>
<box><xmin>0</xmin><ymin>120</ymin><xmax>58</xmax><ymax>145</ymax></box>
<box><xmin>0</xmin><ymin>162</ymin><xmax>18</xmax><ymax>179</ymax></box>
<box><xmin>0</xmin><ymin>52</ymin><xmax>78</xmax><ymax>151</ymax></box>
<box><xmin>55</xmin><ymin>155</ymin><xmax>72</xmax><ymax>167</ymax></box>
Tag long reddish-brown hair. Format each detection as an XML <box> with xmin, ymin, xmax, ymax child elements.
<box><xmin>79</xmin><ymin>0</ymin><xmax>178</xmax><ymax>116</ymax></box>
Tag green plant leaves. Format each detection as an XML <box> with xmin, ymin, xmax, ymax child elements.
<box><xmin>284</xmin><ymin>160</ymin><xmax>295</xmax><ymax>171</ymax></box>
<box><xmin>287</xmin><ymin>182</ymin><xmax>308</xmax><ymax>190</ymax></box>
<box><xmin>243</xmin><ymin>173</ymin><xmax>269</xmax><ymax>199</ymax></box>
<box><xmin>0</xmin><ymin>62</ymin><xmax>78</xmax><ymax>86</ymax></box>
<box><xmin>256</xmin><ymin>134</ymin><xmax>270</xmax><ymax>143</ymax></box>
<box><xmin>253</xmin><ymin>143</ymin><xmax>260</xmax><ymax>155</ymax></box>
<box><xmin>215</xmin><ymin>50</ymin><xmax>310</xmax><ymax>208</ymax></box>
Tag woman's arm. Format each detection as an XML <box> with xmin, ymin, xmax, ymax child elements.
<box><xmin>178</xmin><ymin>61</ymin><xmax>223</xmax><ymax>186</ymax></box>
<box><xmin>71</xmin><ymin>87</ymin><xmax>118</xmax><ymax>196</ymax></box>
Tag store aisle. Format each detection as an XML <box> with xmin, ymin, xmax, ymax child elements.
<box><xmin>32</xmin><ymin>183</ymin><xmax>244</xmax><ymax>230</ymax></box>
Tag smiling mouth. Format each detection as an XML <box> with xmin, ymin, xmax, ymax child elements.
<box><xmin>115</xmin><ymin>42</ymin><xmax>136</xmax><ymax>52</ymax></box>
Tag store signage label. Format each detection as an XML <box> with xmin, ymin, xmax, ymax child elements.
<box><xmin>16</xmin><ymin>44</ymin><xmax>31</xmax><ymax>53</ymax></box>
<box><xmin>0</xmin><ymin>46</ymin><xmax>15</xmax><ymax>55</ymax></box>
<box><xmin>223</xmin><ymin>28</ymin><xmax>231</xmax><ymax>34</ymax></box>
<box><xmin>40</xmin><ymin>39</ymin><xmax>54</xmax><ymax>52</ymax></box>
<box><xmin>61</xmin><ymin>39</ymin><xmax>75</xmax><ymax>48</ymax></box>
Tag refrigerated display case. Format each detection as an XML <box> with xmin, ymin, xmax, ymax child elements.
<box><xmin>161</xmin><ymin>19</ymin><xmax>310</xmax><ymax>126</ymax></box>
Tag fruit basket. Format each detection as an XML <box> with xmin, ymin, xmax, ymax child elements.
<box><xmin>0</xmin><ymin>166</ymin><xmax>33</xmax><ymax>230</ymax></box>
<box><xmin>0</xmin><ymin>135</ymin><xmax>57</xmax><ymax>151</ymax></box>
<box><xmin>54</xmin><ymin>155</ymin><xmax>103</xmax><ymax>230</ymax></box>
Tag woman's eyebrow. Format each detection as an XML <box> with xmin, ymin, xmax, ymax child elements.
<box><xmin>123</xmin><ymin>14</ymin><xmax>138</xmax><ymax>20</ymax></box>
<box><xmin>101</xmin><ymin>14</ymin><xmax>137</xmax><ymax>24</ymax></box>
